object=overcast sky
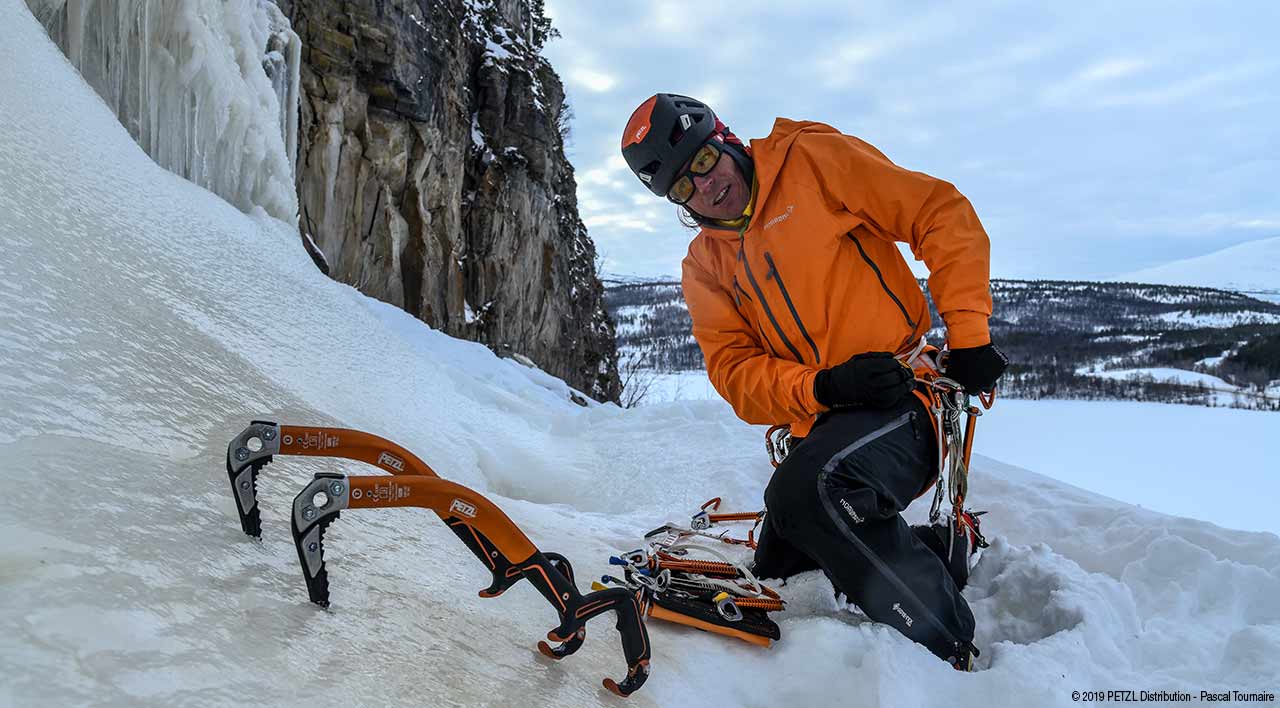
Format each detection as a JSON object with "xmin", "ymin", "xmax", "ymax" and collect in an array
[{"xmin": 541, "ymin": 0, "xmax": 1279, "ymax": 281}]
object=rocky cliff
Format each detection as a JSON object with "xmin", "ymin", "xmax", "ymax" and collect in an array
[{"xmin": 276, "ymin": 0, "xmax": 619, "ymax": 401}]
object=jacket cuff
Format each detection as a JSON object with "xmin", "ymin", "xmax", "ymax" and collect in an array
[{"xmin": 941, "ymin": 311, "xmax": 991, "ymax": 349}]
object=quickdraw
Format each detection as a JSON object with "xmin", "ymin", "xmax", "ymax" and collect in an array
[
  {"xmin": 918, "ymin": 372, "xmax": 995, "ymax": 550},
  {"xmin": 646, "ymin": 496, "xmax": 764, "ymax": 550},
  {"xmin": 223, "ymin": 421, "xmax": 651, "ymax": 697}
]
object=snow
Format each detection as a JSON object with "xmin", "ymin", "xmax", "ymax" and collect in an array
[
  {"xmin": 1083, "ymin": 367, "xmax": 1239, "ymax": 391},
  {"xmin": 1120, "ymin": 236, "xmax": 1280, "ymax": 303},
  {"xmin": 3, "ymin": 2, "xmax": 1280, "ymax": 706},
  {"xmin": 26, "ymin": 0, "xmax": 301, "ymax": 224},
  {"xmin": 1154, "ymin": 309, "xmax": 1280, "ymax": 327},
  {"xmin": 977, "ymin": 400, "xmax": 1280, "ymax": 534}
]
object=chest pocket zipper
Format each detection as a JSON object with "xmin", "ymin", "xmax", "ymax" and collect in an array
[
  {"xmin": 740, "ymin": 243, "xmax": 805, "ymax": 363},
  {"xmin": 763, "ymin": 252, "xmax": 821, "ymax": 364}
]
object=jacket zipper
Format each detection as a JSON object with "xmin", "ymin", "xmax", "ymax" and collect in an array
[
  {"xmin": 847, "ymin": 232, "xmax": 917, "ymax": 330},
  {"xmin": 732, "ymin": 278, "xmax": 752, "ymax": 307},
  {"xmin": 739, "ymin": 235, "xmax": 805, "ymax": 363},
  {"xmin": 763, "ymin": 252, "xmax": 820, "ymax": 364}
]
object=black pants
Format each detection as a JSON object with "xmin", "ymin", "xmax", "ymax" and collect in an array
[{"xmin": 755, "ymin": 395, "xmax": 976, "ymax": 662}]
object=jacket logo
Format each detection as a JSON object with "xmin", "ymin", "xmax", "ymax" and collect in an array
[
  {"xmin": 763, "ymin": 205, "xmax": 795, "ymax": 231},
  {"xmin": 892, "ymin": 602, "xmax": 914, "ymax": 627}
]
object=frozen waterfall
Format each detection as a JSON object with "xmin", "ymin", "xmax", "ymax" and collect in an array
[{"xmin": 27, "ymin": 0, "xmax": 301, "ymax": 223}]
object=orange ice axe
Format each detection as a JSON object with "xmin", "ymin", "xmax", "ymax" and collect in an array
[{"xmin": 290, "ymin": 472, "xmax": 650, "ymax": 697}]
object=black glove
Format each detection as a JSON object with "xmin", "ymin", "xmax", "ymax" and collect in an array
[
  {"xmin": 814, "ymin": 352, "xmax": 915, "ymax": 409},
  {"xmin": 944, "ymin": 343, "xmax": 1009, "ymax": 394}
]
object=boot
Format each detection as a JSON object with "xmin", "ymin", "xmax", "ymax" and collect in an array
[{"xmin": 911, "ymin": 511, "xmax": 985, "ymax": 591}]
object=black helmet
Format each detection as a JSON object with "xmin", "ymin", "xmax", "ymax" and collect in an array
[{"xmin": 621, "ymin": 94, "xmax": 718, "ymax": 198}]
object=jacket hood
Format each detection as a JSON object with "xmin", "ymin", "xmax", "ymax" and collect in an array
[{"xmin": 699, "ymin": 118, "xmax": 843, "ymax": 241}]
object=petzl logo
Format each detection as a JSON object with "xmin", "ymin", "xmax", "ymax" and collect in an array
[
  {"xmin": 892, "ymin": 602, "xmax": 914, "ymax": 627},
  {"xmin": 377, "ymin": 451, "xmax": 405, "ymax": 472},
  {"xmin": 839, "ymin": 498, "xmax": 865, "ymax": 524},
  {"xmin": 449, "ymin": 499, "xmax": 478, "ymax": 518},
  {"xmin": 634, "ymin": 125, "xmax": 649, "ymax": 142}
]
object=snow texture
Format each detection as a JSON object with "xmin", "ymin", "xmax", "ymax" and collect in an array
[
  {"xmin": 1, "ymin": 3, "xmax": 1279, "ymax": 706},
  {"xmin": 26, "ymin": 0, "xmax": 301, "ymax": 223}
]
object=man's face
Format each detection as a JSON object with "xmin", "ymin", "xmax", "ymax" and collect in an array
[{"xmin": 679, "ymin": 144, "xmax": 750, "ymax": 221}]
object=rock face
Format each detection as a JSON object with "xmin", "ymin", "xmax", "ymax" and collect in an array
[{"xmin": 276, "ymin": 0, "xmax": 619, "ymax": 401}]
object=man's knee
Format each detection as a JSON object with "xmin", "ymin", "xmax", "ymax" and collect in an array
[{"xmin": 764, "ymin": 453, "xmax": 822, "ymax": 531}]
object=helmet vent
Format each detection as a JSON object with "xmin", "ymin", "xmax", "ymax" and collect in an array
[{"xmin": 667, "ymin": 124, "xmax": 685, "ymax": 147}]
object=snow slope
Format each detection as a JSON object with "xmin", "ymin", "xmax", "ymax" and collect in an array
[
  {"xmin": 1120, "ymin": 236, "xmax": 1280, "ymax": 303},
  {"xmin": 2, "ymin": 3, "xmax": 1279, "ymax": 706}
]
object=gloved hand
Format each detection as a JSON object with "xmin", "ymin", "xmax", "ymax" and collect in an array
[
  {"xmin": 814, "ymin": 352, "xmax": 915, "ymax": 409},
  {"xmin": 944, "ymin": 343, "xmax": 1009, "ymax": 394}
]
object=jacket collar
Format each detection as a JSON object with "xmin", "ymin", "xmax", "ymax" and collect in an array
[{"xmin": 697, "ymin": 118, "xmax": 841, "ymax": 242}]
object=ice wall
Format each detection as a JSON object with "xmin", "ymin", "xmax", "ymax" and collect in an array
[{"xmin": 27, "ymin": 0, "xmax": 301, "ymax": 223}]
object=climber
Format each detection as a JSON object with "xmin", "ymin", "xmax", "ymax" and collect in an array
[{"xmin": 619, "ymin": 94, "xmax": 1009, "ymax": 669}]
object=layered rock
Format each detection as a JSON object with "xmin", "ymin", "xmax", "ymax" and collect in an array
[{"xmin": 277, "ymin": 0, "xmax": 619, "ymax": 401}]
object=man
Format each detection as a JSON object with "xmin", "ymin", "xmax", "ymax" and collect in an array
[{"xmin": 620, "ymin": 94, "xmax": 1008, "ymax": 669}]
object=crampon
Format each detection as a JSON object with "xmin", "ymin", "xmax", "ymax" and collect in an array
[
  {"xmin": 224, "ymin": 421, "xmax": 651, "ymax": 697},
  {"xmin": 604, "ymin": 497, "xmax": 784, "ymax": 647}
]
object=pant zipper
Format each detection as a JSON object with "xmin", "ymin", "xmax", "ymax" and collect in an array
[
  {"xmin": 815, "ymin": 412, "xmax": 967, "ymax": 652},
  {"xmin": 764, "ymin": 252, "xmax": 820, "ymax": 364}
]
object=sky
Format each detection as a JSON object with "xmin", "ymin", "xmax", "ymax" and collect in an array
[{"xmin": 541, "ymin": 0, "xmax": 1280, "ymax": 282}]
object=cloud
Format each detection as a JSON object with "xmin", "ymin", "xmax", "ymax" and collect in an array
[
  {"xmin": 1115, "ymin": 213, "xmax": 1280, "ymax": 236},
  {"xmin": 1040, "ymin": 57, "xmax": 1152, "ymax": 106},
  {"xmin": 1094, "ymin": 63, "xmax": 1270, "ymax": 107},
  {"xmin": 568, "ymin": 67, "xmax": 617, "ymax": 93}
]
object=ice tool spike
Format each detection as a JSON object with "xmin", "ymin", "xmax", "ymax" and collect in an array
[{"xmin": 225, "ymin": 420, "xmax": 282, "ymax": 537}]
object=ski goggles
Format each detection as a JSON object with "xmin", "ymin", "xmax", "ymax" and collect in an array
[{"xmin": 666, "ymin": 141, "xmax": 723, "ymax": 205}]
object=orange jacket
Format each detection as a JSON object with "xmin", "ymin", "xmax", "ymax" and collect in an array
[{"xmin": 682, "ymin": 118, "xmax": 992, "ymax": 438}]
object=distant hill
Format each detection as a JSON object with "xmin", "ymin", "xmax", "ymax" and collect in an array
[
  {"xmin": 604, "ymin": 278, "xmax": 1280, "ymax": 411},
  {"xmin": 1120, "ymin": 236, "xmax": 1280, "ymax": 303}
]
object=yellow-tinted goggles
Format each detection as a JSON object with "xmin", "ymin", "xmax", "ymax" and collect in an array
[{"xmin": 666, "ymin": 141, "xmax": 722, "ymax": 205}]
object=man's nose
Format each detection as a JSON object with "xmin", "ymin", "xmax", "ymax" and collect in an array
[{"xmin": 693, "ymin": 172, "xmax": 715, "ymax": 190}]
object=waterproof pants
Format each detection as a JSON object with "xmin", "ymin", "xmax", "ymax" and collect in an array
[{"xmin": 754, "ymin": 394, "xmax": 976, "ymax": 663}]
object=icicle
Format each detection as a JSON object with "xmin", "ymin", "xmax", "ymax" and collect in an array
[{"xmin": 26, "ymin": 0, "xmax": 302, "ymax": 224}]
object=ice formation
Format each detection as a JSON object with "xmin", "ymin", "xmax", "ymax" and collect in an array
[{"xmin": 26, "ymin": 0, "xmax": 300, "ymax": 223}]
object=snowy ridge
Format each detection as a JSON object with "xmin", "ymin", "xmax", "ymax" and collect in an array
[
  {"xmin": 1, "ymin": 3, "xmax": 1278, "ymax": 706},
  {"xmin": 1120, "ymin": 236, "xmax": 1280, "ymax": 303}
]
